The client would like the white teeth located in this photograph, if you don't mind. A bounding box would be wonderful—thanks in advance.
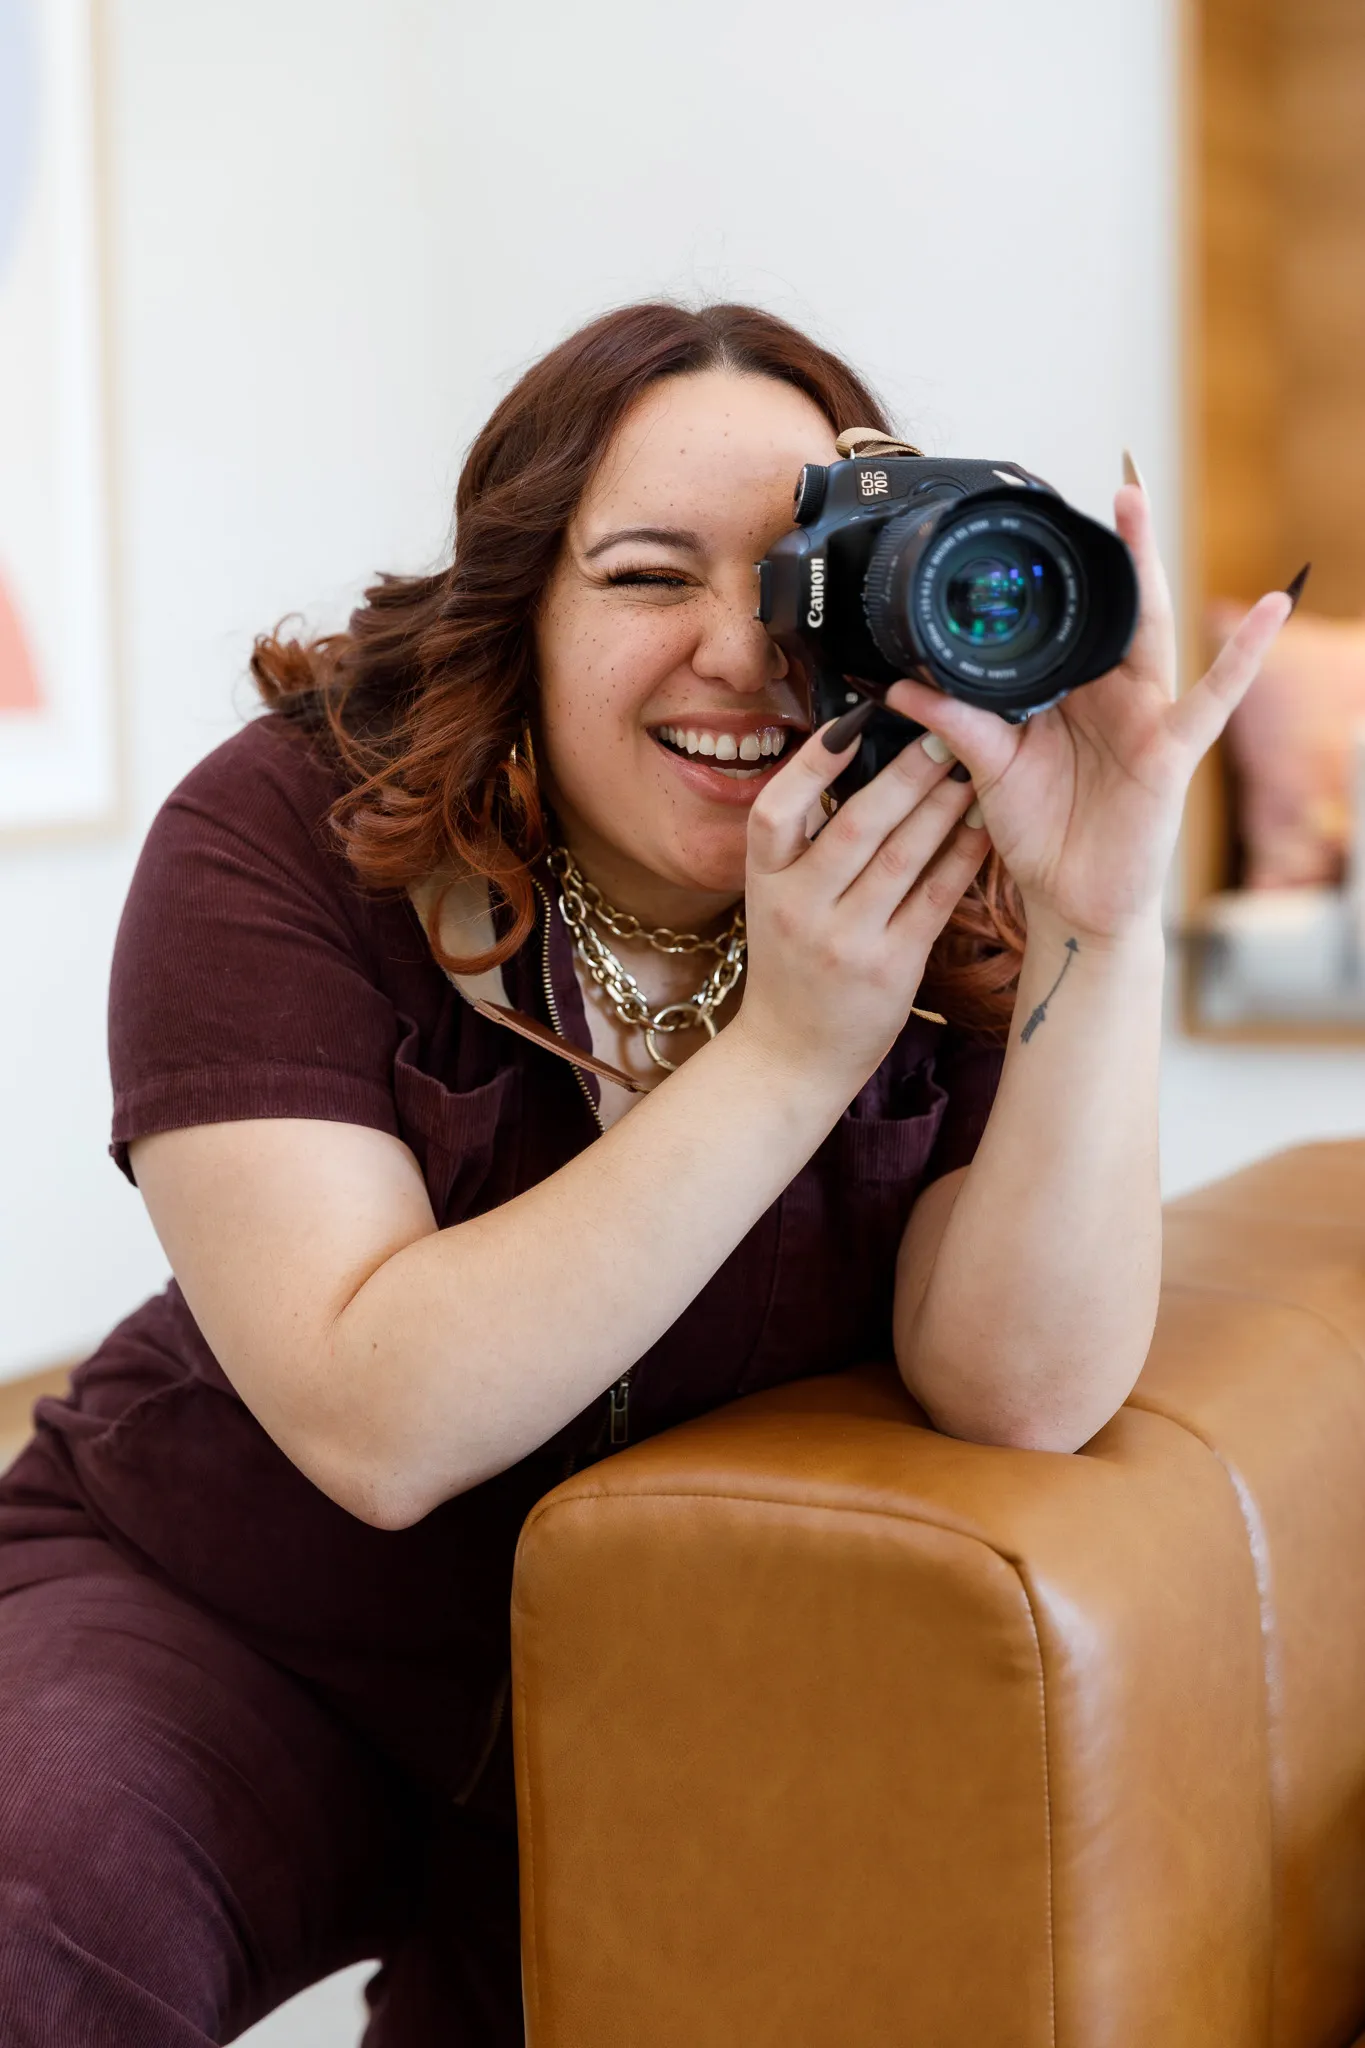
[656,724,794,763]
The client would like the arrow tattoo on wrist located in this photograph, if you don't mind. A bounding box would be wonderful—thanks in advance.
[1020,937,1080,1043]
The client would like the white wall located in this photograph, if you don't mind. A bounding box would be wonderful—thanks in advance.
[3,0,1361,1386]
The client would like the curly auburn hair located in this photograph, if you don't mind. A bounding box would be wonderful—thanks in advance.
[250,300,1024,1032]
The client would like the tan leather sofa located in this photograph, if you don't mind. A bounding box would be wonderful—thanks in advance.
[511,1143,1365,2047]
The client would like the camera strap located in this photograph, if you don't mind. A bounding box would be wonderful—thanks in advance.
[406,874,647,1094]
[835,427,925,459]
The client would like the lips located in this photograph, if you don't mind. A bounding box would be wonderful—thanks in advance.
[647,717,808,800]
[642,716,806,802]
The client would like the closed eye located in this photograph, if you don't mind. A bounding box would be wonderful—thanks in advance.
[604,567,693,591]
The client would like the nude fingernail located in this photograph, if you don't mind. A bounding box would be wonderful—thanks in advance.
[821,699,877,752]
[919,731,955,765]
[1122,448,1147,493]
[965,801,985,828]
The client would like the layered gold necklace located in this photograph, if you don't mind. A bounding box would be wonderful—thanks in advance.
[547,844,746,1072]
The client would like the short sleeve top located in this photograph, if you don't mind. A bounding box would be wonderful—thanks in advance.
[0,710,1004,1796]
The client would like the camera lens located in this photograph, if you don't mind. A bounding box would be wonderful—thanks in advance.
[944,555,1030,643]
[939,538,1061,661]
[862,500,1086,706]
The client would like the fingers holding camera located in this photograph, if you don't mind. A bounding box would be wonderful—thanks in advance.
[882,674,1021,792]
[802,725,976,895]
[744,714,876,875]
[835,757,985,923]
[740,719,988,1088]
[887,807,992,951]
[747,707,961,868]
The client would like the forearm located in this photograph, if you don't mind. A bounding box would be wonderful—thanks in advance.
[330,1023,849,1522]
[895,909,1165,1452]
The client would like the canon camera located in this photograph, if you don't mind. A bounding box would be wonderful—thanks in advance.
[756,441,1140,798]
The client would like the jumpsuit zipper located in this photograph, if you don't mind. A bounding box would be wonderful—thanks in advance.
[535,877,635,1448]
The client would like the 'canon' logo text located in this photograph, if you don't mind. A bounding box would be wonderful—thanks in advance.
[806,555,826,629]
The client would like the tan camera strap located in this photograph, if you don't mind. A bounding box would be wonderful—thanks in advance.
[407,874,647,1094]
[835,427,925,459]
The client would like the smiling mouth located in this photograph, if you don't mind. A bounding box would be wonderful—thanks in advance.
[651,723,802,780]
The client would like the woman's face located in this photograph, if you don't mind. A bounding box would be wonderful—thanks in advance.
[535,368,839,920]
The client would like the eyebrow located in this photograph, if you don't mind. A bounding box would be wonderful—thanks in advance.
[581,525,705,560]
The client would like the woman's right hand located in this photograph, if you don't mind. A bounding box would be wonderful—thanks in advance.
[737,719,990,1091]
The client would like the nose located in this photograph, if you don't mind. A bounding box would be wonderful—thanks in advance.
[691,581,788,694]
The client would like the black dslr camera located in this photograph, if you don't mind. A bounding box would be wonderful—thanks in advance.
[757,438,1139,798]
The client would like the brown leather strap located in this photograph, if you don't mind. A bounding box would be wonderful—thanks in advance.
[472,1000,650,1094]
[835,427,925,459]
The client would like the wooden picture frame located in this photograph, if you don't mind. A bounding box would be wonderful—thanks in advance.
[0,0,125,845]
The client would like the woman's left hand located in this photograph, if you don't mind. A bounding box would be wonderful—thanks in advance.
[882,474,1294,943]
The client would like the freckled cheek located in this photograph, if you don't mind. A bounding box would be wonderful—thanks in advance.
[542,617,689,755]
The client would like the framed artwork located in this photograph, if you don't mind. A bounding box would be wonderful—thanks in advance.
[0,0,121,840]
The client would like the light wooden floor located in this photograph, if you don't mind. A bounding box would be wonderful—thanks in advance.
[0,1363,75,1469]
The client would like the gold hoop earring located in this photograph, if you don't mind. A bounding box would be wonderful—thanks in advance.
[507,724,538,780]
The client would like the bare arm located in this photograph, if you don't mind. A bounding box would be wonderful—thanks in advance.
[893,912,1164,1453]
[886,470,1292,1457]
[131,1026,850,1531]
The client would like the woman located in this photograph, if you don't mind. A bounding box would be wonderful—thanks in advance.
[0,302,1292,2042]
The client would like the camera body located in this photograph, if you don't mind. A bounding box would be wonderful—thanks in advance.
[757,452,1139,798]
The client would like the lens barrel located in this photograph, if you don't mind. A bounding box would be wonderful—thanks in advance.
[755,453,1139,756]
[863,498,1087,710]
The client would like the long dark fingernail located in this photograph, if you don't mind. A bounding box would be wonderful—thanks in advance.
[1284,562,1312,613]
[948,760,972,782]
[821,698,877,751]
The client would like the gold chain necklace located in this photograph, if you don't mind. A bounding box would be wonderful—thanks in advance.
[547,844,747,1072]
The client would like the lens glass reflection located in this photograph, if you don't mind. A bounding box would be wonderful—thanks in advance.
[936,535,1062,663]
[945,556,1031,643]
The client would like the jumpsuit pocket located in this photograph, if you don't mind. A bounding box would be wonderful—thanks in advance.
[831,1068,951,1329]
[392,1056,521,1224]
[736,1070,951,1395]
[835,1066,949,1184]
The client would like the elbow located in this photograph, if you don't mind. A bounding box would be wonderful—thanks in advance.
[350,1486,428,1534]
[275,1375,462,1529]
[317,1463,423,1533]
[292,1439,438,1532]
[899,1348,1138,1458]
[939,1414,1098,1456]
[323,1448,493,1531]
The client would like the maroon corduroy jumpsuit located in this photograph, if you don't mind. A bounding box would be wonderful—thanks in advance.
[0,711,1003,2043]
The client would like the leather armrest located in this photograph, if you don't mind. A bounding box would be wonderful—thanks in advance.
[512,1143,1365,2048]
[512,1369,1272,2047]
[1137,1141,1365,2048]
